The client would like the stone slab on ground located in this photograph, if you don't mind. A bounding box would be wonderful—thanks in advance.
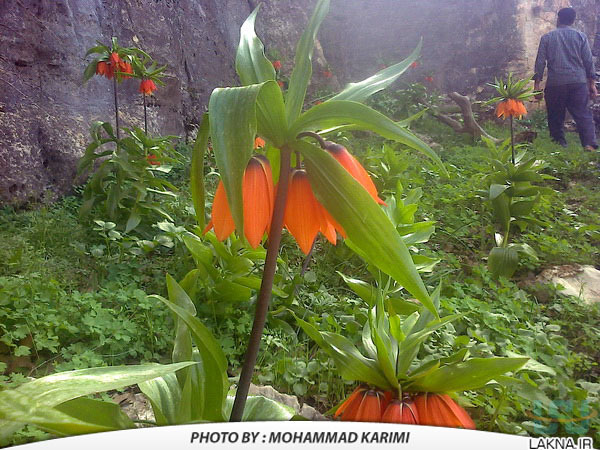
[537,265,600,304]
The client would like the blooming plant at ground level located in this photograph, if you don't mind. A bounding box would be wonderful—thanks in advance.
[334,387,473,428]
[139,79,157,95]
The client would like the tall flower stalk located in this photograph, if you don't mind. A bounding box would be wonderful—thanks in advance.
[192,0,448,421]
[488,73,537,164]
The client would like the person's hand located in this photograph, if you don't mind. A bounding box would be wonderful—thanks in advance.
[534,91,544,101]
[590,83,598,100]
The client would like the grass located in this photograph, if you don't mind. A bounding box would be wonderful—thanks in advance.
[1,111,599,443]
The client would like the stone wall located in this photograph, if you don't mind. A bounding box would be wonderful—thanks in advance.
[0,0,597,205]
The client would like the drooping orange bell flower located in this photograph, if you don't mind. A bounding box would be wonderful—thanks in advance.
[354,390,384,422]
[272,60,282,71]
[334,386,368,421]
[414,393,475,429]
[324,141,386,205]
[118,61,133,79]
[109,52,121,65]
[382,397,419,424]
[496,98,527,119]
[204,156,274,248]
[146,154,161,166]
[139,79,157,95]
[283,169,331,254]
[254,136,266,149]
[96,61,108,77]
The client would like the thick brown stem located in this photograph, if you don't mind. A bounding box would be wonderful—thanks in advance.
[297,131,326,149]
[229,146,292,422]
[113,76,120,139]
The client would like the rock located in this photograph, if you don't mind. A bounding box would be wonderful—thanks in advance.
[249,383,327,420]
[537,265,600,304]
[1,0,598,205]
[111,389,155,423]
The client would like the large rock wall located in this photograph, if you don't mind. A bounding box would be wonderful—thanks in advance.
[0,0,597,205]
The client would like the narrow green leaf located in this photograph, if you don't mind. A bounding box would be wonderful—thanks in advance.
[138,372,182,425]
[209,85,262,238]
[285,0,330,123]
[330,39,422,103]
[291,101,446,175]
[295,140,437,317]
[408,357,528,392]
[83,60,98,83]
[488,246,519,279]
[191,114,209,229]
[0,362,195,443]
[337,272,377,307]
[235,5,276,85]
[295,316,390,388]
[224,395,295,421]
[152,295,228,421]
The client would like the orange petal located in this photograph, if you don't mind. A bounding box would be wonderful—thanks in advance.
[254,137,266,149]
[207,181,235,241]
[402,399,419,424]
[283,170,322,254]
[325,142,385,205]
[243,157,273,248]
[354,390,383,422]
[439,394,476,429]
[495,101,506,119]
[335,386,366,419]
[382,400,403,423]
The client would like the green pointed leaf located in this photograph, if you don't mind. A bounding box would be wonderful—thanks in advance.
[489,183,509,200]
[295,140,437,317]
[408,357,528,392]
[209,85,262,239]
[53,397,135,432]
[235,5,276,85]
[291,101,446,175]
[152,295,228,421]
[83,60,98,83]
[209,81,285,238]
[166,274,196,368]
[138,372,182,425]
[191,114,209,229]
[338,272,377,306]
[295,316,390,388]
[224,395,295,421]
[0,362,195,444]
[488,246,519,279]
[331,39,422,103]
[285,0,330,123]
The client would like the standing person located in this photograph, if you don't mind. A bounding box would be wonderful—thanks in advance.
[533,7,598,151]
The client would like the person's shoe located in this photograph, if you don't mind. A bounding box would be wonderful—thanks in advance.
[584,145,597,152]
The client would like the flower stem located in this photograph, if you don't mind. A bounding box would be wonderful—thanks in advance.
[113,76,120,139]
[510,115,515,164]
[143,93,148,135]
[229,146,293,422]
[297,131,326,149]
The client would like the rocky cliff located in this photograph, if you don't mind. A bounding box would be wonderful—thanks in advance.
[0,0,597,205]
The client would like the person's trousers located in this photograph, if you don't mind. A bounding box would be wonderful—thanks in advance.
[545,82,597,148]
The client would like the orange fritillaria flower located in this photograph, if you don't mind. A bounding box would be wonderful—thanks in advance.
[414,393,475,429]
[204,180,235,241]
[139,79,157,95]
[410,61,419,69]
[334,386,368,421]
[254,136,266,149]
[146,154,161,166]
[354,390,384,422]
[496,99,527,119]
[324,141,386,205]
[96,61,108,77]
[272,60,282,71]
[382,397,419,424]
[283,169,330,254]
[110,52,121,65]
[119,61,133,79]
[323,70,333,78]
[204,156,274,247]
[242,156,274,247]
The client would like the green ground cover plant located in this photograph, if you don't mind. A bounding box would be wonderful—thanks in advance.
[1,0,599,445]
